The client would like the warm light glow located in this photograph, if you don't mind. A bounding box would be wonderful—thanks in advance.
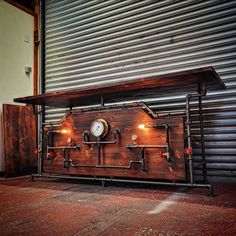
[138,124,145,129]
[61,129,69,134]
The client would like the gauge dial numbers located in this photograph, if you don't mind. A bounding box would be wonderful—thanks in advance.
[90,119,109,138]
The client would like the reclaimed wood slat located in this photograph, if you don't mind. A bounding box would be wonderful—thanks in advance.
[3,104,37,177]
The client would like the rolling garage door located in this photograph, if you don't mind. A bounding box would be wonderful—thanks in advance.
[44,0,236,182]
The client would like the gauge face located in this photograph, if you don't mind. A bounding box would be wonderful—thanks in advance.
[90,119,108,137]
[67,137,72,143]
[131,134,138,141]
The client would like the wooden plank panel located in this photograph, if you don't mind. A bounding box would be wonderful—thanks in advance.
[43,108,185,180]
[2,104,37,177]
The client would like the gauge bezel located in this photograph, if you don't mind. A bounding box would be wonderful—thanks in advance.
[90,119,109,137]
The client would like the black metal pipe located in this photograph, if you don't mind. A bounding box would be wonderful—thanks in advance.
[83,129,119,145]
[46,129,80,161]
[69,160,143,169]
[97,140,101,165]
[83,129,120,165]
[126,145,167,149]
[185,82,207,184]
[43,102,186,128]
[198,84,207,184]
[141,123,173,162]
[40,0,45,94]
[31,174,213,195]
[37,0,46,176]
[97,160,144,169]
[46,131,52,160]
[185,95,192,183]
[141,148,146,172]
[151,124,178,128]
[100,96,104,107]
[61,145,81,168]
[72,102,185,118]
[83,140,117,145]
[126,145,169,171]
[48,146,80,150]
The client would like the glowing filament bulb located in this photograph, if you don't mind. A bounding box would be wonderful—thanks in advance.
[138,124,145,129]
[61,129,69,134]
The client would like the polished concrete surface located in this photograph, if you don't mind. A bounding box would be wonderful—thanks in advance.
[0,177,235,236]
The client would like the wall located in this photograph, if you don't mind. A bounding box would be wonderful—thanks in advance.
[0,0,34,172]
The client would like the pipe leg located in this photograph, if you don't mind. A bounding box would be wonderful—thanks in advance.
[101,180,105,190]
[208,185,215,197]
[31,174,34,182]
[198,89,207,184]
[186,96,194,184]
[165,125,171,162]
[185,83,207,185]
[38,124,43,175]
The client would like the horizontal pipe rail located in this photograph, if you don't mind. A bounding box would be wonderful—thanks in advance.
[31,174,213,195]
[48,146,80,150]
[69,160,143,169]
[42,102,186,127]
[126,145,167,149]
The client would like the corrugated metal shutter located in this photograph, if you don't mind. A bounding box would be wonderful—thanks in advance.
[44,0,236,182]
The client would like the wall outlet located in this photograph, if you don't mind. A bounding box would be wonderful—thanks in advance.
[25,66,32,74]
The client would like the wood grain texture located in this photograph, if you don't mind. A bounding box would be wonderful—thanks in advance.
[14,67,225,108]
[43,108,185,180]
[3,104,37,177]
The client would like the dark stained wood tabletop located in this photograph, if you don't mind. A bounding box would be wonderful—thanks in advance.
[14,67,225,108]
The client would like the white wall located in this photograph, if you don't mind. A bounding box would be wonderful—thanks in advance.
[0,0,34,172]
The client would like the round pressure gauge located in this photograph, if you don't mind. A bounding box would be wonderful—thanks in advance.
[90,119,109,138]
[67,137,72,144]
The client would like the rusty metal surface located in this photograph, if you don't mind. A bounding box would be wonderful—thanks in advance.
[0,177,235,236]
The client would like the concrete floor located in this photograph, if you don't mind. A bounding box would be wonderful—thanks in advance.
[0,177,235,236]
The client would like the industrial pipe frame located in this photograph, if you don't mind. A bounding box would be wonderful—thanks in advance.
[32,81,212,195]
[33,1,213,195]
[46,125,171,171]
